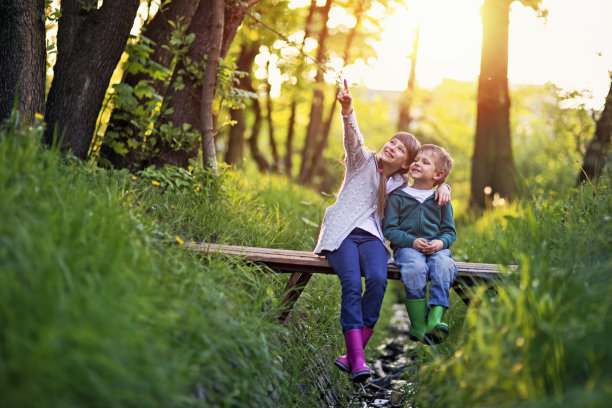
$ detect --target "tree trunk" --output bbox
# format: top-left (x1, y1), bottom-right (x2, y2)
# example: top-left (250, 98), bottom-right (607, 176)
top-left (285, 101), bottom-right (297, 177)
top-left (284, 0), bottom-right (317, 178)
top-left (470, 0), bottom-right (515, 209)
top-left (265, 61), bottom-right (280, 173)
top-left (153, 0), bottom-right (259, 169)
top-left (0, 0), bottom-right (46, 123)
top-left (43, 0), bottom-right (140, 159)
top-left (398, 24), bottom-right (420, 131)
top-left (298, 0), bottom-right (333, 184)
top-left (225, 42), bottom-right (259, 165)
top-left (578, 74), bottom-right (612, 184)
top-left (249, 98), bottom-right (269, 172)
top-left (99, 0), bottom-right (198, 170)
top-left (308, 0), bottom-right (366, 185)
top-left (200, 0), bottom-right (224, 173)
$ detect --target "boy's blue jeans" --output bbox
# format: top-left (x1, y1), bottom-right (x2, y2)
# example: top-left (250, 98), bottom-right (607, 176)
top-left (394, 247), bottom-right (457, 308)
top-left (324, 228), bottom-right (388, 333)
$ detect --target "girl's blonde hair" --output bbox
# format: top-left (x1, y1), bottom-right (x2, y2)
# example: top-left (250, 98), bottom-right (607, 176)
top-left (376, 132), bottom-right (420, 215)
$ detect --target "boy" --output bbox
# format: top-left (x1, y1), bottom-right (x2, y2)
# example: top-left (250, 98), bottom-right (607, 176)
top-left (383, 144), bottom-right (457, 345)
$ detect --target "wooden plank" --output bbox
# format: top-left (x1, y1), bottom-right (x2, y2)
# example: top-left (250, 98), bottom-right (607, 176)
top-left (187, 242), bottom-right (514, 318)
top-left (186, 242), bottom-right (512, 280)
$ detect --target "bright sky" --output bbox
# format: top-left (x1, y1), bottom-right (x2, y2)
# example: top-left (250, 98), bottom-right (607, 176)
top-left (339, 0), bottom-right (612, 109)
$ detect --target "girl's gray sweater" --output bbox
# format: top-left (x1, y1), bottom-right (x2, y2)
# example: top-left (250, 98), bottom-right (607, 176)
top-left (314, 110), bottom-right (407, 259)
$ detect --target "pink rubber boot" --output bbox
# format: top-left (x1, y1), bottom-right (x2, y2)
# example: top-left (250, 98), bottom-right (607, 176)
top-left (334, 325), bottom-right (373, 373)
top-left (344, 329), bottom-right (370, 383)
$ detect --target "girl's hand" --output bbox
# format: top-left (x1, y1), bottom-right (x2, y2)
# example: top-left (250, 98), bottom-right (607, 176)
top-left (434, 184), bottom-right (451, 207)
top-left (337, 80), bottom-right (353, 115)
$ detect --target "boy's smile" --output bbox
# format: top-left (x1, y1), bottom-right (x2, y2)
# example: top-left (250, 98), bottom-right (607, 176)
top-left (409, 151), bottom-right (442, 187)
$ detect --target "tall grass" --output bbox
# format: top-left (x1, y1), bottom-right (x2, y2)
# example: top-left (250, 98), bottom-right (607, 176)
top-left (408, 181), bottom-right (612, 407)
top-left (0, 114), bottom-right (367, 407)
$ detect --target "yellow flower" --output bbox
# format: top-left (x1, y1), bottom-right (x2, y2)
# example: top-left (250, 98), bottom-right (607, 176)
top-left (151, 180), bottom-right (161, 186)
top-left (131, 175), bottom-right (137, 181)
top-left (34, 113), bottom-right (44, 120)
top-left (175, 236), bottom-right (184, 245)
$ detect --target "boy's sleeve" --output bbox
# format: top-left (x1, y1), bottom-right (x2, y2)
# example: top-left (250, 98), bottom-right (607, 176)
top-left (383, 194), bottom-right (418, 249)
top-left (438, 201), bottom-right (456, 249)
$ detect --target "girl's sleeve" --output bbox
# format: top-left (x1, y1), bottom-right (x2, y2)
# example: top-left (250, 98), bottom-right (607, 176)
top-left (342, 110), bottom-right (368, 170)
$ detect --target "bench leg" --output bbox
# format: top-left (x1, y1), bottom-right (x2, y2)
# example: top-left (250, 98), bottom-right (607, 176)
top-left (279, 272), bottom-right (312, 322)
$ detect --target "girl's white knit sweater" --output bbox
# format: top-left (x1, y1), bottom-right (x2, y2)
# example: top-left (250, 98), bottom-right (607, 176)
top-left (314, 110), bottom-right (406, 259)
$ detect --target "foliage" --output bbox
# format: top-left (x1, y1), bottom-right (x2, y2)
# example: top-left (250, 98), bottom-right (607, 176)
top-left (0, 113), bottom-right (362, 407)
top-left (404, 178), bottom-right (612, 407)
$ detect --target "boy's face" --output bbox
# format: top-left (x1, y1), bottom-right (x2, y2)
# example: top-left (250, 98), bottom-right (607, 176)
top-left (379, 137), bottom-right (411, 171)
top-left (409, 151), bottom-right (444, 184)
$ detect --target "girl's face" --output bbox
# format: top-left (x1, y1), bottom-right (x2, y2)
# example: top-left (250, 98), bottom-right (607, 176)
top-left (379, 138), bottom-right (411, 172)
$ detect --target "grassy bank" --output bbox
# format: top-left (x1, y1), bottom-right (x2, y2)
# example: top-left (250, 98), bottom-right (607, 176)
top-left (0, 115), bottom-right (395, 407)
top-left (407, 179), bottom-right (612, 407)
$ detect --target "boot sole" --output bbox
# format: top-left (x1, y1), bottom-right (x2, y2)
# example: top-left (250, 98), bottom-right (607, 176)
top-left (350, 368), bottom-right (370, 383)
top-left (425, 325), bottom-right (449, 345)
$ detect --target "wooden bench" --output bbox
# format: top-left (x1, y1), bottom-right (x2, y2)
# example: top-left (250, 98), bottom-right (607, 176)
top-left (186, 242), bottom-right (515, 321)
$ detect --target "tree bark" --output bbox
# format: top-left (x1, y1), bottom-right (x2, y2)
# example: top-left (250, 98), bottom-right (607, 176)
top-left (578, 74), bottom-right (612, 184)
top-left (43, 0), bottom-right (140, 159)
top-left (153, 0), bottom-right (259, 169)
top-left (0, 0), bottom-right (46, 123)
top-left (100, 0), bottom-right (198, 170)
top-left (200, 0), bottom-right (224, 173)
top-left (470, 0), bottom-right (515, 208)
top-left (298, 0), bottom-right (333, 184)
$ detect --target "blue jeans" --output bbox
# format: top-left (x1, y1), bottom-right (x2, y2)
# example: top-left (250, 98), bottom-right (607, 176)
top-left (394, 247), bottom-right (457, 308)
top-left (324, 229), bottom-right (388, 333)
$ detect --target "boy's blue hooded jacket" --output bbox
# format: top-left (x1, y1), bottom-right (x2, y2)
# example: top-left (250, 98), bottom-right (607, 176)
top-left (383, 188), bottom-right (456, 253)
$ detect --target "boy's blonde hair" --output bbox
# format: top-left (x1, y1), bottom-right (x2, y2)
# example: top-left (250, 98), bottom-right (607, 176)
top-left (418, 144), bottom-right (454, 186)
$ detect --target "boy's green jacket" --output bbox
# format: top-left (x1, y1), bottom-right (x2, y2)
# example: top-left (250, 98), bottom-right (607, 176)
top-left (383, 188), bottom-right (456, 252)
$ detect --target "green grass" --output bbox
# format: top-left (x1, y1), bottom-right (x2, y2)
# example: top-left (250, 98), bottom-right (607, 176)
top-left (0, 114), bottom-right (367, 407)
top-left (404, 180), bottom-right (612, 407)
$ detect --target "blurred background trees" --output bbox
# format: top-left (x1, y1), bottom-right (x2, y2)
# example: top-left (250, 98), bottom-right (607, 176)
top-left (0, 0), bottom-right (610, 209)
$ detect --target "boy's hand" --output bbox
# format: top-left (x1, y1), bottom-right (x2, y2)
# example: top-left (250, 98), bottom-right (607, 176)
top-left (337, 80), bottom-right (353, 115)
top-left (422, 239), bottom-right (444, 255)
top-left (434, 184), bottom-right (451, 207)
top-left (413, 238), bottom-right (444, 254)
top-left (412, 238), bottom-right (428, 252)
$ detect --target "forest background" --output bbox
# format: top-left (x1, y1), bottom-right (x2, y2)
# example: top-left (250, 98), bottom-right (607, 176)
top-left (1, 0), bottom-right (611, 407)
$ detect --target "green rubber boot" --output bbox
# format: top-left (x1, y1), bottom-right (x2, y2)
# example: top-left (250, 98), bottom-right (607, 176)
top-left (425, 305), bottom-right (449, 345)
top-left (404, 299), bottom-right (427, 342)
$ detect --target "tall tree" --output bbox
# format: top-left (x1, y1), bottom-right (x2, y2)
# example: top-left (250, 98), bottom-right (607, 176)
top-left (397, 24), bottom-right (420, 131)
top-left (305, 0), bottom-right (368, 185)
top-left (100, 0), bottom-right (198, 170)
top-left (152, 0), bottom-right (260, 169)
top-left (298, 0), bottom-right (333, 184)
top-left (200, 0), bottom-right (224, 173)
top-left (43, 0), bottom-right (140, 159)
top-left (0, 0), bottom-right (46, 122)
top-left (225, 42), bottom-right (260, 165)
top-left (470, 0), bottom-right (544, 208)
top-left (578, 73), bottom-right (612, 184)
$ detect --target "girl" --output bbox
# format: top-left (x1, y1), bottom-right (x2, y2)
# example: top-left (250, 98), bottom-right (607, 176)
top-left (314, 83), bottom-right (450, 383)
